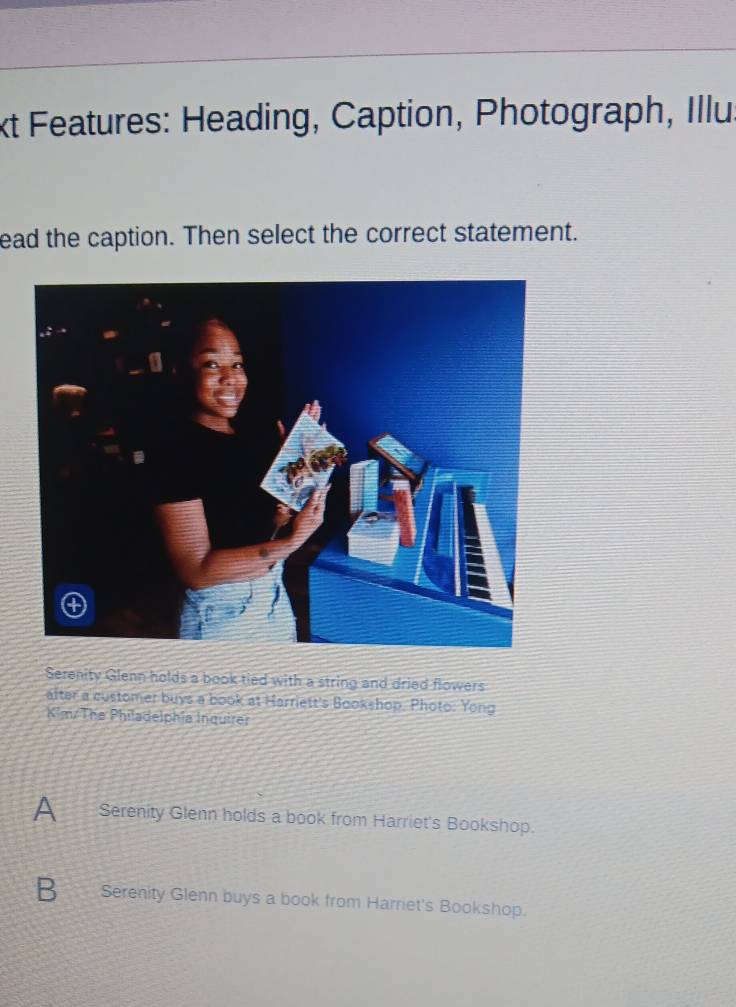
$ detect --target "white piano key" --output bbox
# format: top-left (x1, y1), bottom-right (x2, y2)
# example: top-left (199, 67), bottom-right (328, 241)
top-left (472, 504), bottom-right (513, 609)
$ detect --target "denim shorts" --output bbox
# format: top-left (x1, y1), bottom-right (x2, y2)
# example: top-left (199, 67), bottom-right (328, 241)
top-left (179, 563), bottom-right (296, 643)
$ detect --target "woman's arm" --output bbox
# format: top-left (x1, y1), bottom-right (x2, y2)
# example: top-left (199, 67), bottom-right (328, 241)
top-left (155, 488), bottom-right (328, 591)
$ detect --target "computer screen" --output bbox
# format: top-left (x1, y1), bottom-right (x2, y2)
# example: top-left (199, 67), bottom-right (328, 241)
top-left (1, 3), bottom-right (734, 1004)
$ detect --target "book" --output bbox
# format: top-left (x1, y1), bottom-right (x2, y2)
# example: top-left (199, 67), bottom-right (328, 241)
top-left (348, 510), bottom-right (400, 566)
top-left (349, 459), bottom-right (379, 515)
top-left (260, 412), bottom-right (347, 511)
top-left (391, 478), bottom-right (416, 547)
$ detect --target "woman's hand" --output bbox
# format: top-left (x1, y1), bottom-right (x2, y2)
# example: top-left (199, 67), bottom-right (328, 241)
top-left (303, 399), bottom-right (322, 424)
top-left (273, 502), bottom-right (293, 531)
top-left (289, 486), bottom-right (330, 550)
top-left (276, 401), bottom-right (322, 443)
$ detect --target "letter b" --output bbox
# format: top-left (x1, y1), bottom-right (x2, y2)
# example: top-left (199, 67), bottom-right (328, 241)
top-left (37, 877), bottom-right (57, 902)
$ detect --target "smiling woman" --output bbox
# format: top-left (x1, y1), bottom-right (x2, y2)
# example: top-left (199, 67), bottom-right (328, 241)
top-left (190, 321), bottom-right (248, 431)
top-left (149, 318), bottom-right (327, 643)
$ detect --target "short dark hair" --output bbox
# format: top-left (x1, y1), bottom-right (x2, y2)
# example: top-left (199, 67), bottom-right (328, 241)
top-left (173, 316), bottom-right (242, 372)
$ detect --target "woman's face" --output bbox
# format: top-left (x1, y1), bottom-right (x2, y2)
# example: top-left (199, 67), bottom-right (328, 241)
top-left (190, 322), bottom-right (247, 429)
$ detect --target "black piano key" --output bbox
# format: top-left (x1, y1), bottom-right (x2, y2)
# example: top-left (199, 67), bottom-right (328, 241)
top-left (460, 483), bottom-right (493, 603)
top-left (462, 499), bottom-right (479, 530)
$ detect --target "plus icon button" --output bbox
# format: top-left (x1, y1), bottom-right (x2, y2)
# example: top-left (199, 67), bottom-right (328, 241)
top-left (54, 584), bottom-right (95, 628)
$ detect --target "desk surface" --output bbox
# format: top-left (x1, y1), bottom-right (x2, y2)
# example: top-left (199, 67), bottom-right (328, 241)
top-left (312, 466), bottom-right (516, 611)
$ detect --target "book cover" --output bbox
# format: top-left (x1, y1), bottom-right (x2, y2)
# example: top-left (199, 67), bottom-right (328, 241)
top-left (260, 412), bottom-right (347, 510)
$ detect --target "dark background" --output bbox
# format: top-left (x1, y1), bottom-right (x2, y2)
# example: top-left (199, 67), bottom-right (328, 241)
top-left (36, 284), bottom-right (288, 638)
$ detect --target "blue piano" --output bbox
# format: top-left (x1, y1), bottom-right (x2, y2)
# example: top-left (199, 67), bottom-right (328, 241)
top-left (309, 465), bottom-right (514, 647)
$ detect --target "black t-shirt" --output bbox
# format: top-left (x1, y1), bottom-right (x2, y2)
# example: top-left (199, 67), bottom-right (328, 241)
top-left (149, 420), bottom-right (280, 549)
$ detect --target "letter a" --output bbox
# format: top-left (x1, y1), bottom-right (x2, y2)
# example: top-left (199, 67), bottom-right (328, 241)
top-left (33, 796), bottom-right (56, 822)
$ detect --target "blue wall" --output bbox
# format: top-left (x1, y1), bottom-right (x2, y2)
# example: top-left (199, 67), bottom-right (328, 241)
top-left (277, 281), bottom-right (525, 559)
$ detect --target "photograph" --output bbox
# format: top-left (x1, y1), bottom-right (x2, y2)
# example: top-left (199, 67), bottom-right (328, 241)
top-left (36, 280), bottom-right (525, 647)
